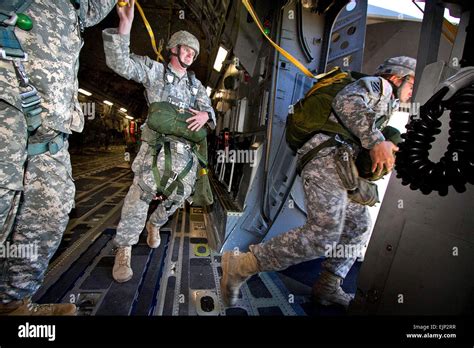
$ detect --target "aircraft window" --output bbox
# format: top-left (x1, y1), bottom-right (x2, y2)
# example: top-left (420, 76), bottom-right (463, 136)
top-left (332, 32), bottom-right (341, 43)
top-left (340, 41), bottom-right (349, 50)
top-left (347, 26), bottom-right (357, 36)
top-left (346, 0), bottom-right (357, 12)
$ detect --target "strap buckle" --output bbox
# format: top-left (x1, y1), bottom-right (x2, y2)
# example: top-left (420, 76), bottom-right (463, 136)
top-left (19, 84), bottom-right (38, 99)
top-left (1, 11), bottom-right (18, 26)
top-left (20, 85), bottom-right (42, 108)
top-left (13, 59), bottom-right (29, 86)
top-left (334, 134), bottom-right (351, 146)
top-left (170, 171), bottom-right (178, 181)
top-left (0, 48), bottom-right (28, 62)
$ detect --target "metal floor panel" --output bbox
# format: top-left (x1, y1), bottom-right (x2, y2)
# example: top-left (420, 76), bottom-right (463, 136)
top-left (35, 147), bottom-right (320, 316)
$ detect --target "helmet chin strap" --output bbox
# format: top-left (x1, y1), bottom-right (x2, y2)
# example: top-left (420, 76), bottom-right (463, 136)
top-left (387, 80), bottom-right (400, 99)
top-left (388, 76), bottom-right (410, 99)
top-left (397, 76), bottom-right (412, 99)
top-left (171, 45), bottom-right (190, 69)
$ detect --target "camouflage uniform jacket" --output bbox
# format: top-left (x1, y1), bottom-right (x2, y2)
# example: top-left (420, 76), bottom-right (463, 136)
top-left (0, 0), bottom-right (117, 191)
top-left (300, 76), bottom-right (397, 157)
top-left (0, 0), bottom-right (117, 134)
top-left (102, 28), bottom-right (216, 136)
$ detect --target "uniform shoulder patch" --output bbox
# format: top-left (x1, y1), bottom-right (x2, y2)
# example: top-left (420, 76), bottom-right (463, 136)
top-left (370, 80), bottom-right (381, 93)
top-left (359, 76), bottom-right (384, 97)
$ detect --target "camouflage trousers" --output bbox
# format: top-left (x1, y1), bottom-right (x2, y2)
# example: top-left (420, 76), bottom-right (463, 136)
top-left (0, 190), bottom-right (22, 246)
top-left (0, 113), bottom-right (75, 303)
top-left (0, 101), bottom-right (27, 245)
top-left (114, 141), bottom-right (198, 247)
top-left (251, 147), bottom-right (372, 279)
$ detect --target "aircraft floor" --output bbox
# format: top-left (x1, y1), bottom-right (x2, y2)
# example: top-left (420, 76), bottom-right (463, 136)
top-left (33, 146), bottom-right (357, 316)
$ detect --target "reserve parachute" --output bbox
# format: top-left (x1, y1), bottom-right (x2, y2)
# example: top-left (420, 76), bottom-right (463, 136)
top-left (145, 101), bottom-right (213, 206)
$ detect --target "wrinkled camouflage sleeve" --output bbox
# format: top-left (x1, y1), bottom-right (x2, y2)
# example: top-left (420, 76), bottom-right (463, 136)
top-left (102, 28), bottom-right (159, 88)
top-left (195, 81), bottom-right (216, 129)
top-left (332, 78), bottom-right (390, 149)
top-left (80, 0), bottom-right (117, 28)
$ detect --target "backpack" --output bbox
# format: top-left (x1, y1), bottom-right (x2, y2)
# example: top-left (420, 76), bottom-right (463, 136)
top-left (285, 67), bottom-right (365, 151)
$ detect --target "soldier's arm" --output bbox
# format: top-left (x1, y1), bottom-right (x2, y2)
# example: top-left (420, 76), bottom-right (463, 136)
top-left (332, 78), bottom-right (390, 149)
top-left (195, 82), bottom-right (216, 130)
top-left (102, 28), bottom-right (161, 88)
top-left (80, 1), bottom-right (117, 28)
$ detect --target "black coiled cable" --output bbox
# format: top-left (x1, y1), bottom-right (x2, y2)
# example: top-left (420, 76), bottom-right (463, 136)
top-left (395, 83), bottom-right (474, 196)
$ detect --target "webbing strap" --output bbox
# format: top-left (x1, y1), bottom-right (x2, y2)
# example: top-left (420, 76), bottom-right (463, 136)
top-left (160, 63), bottom-right (173, 102)
top-left (164, 155), bottom-right (193, 197)
top-left (151, 143), bottom-right (162, 192)
top-left (330, 107), bottom-right (361, 145)
top-left (152, 141), bottom-right (195, 200)
top-left (0, 0), bottom-right (34, 19)
top-left (242, 0), bottom-right (331, 80)
top-left (27, 133), bottom-right (67, 156)
top-left (192, 145), bottom-right (207, 168)
top-left (0, 27), bottom-right (25, 58)
top-left (297, 138), bottom-right (337, 174)
top-left (135, 0), bottom-right (164, 62)
top-left (0, 1), bottom-right (44, 133)
top-left (159, 142), bottom-right (173, 189)
top-left (320, 120), bottom-right (356, 142)
top-left (0, 0), bottom-right (34, 59)
top-left (187, 71), bottom-right (198, 108)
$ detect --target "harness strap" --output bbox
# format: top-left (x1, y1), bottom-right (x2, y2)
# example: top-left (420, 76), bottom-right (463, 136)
top-left (137, 176), bottom-right (156, 204)
top-left (0, 0), bottom-right (34, 59)
top-left (0, 0), bottom-right (44, 133)
top-left (159, 141), bottom-right (173, 189)
top-left (187, 71), bottom-right (198, 108)
top-left (296, 138), bottom-right (337, 174)
top-left (151, 140), bottom-right (195, 202)
top-left (27, 132), bottom-right (68, 156)
top-left (162, 134), bottom-right (207, 167)
top-left (159, 63), bottom-right (199, 109)
top-left (160, 63), bottom-right (173, 103)
top-left (163, 155), bottom-right (194, 197)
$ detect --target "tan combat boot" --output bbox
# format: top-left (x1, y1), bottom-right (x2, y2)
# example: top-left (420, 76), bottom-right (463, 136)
top-left (113, 246), bottom-right (133, 283)
top-left (146, 221), bottom-right (161, 248)
top-left (220, 251), bottom-right (260, 307)
top-left (312, 270), bottom-right (354, 309)
top-left (0, 298), bottom-right (76, 316)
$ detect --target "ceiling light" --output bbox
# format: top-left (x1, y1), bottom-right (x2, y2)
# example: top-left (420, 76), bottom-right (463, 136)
top-left (78, 88), bottom-right (92, 96)
top-left (104, 100), bottom-right (113, 106)
top-left (213, 46), bottom-right (229, 72)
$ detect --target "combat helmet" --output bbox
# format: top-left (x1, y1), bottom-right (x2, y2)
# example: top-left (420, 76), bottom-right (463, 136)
top-left (167, 30), bottom-right (200, 63)
top-left (375, 56), bottom-right (416, 78)
top-left (375, 56), bottom-right (416, 98)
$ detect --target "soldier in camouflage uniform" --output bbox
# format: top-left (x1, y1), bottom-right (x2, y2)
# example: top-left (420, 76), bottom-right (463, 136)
top-left (102, 0), bottom-right (215, 283)
top-left (0, 0), bottom-right (117, 315)
top-left (221, 56), bottom-right (416, 308)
